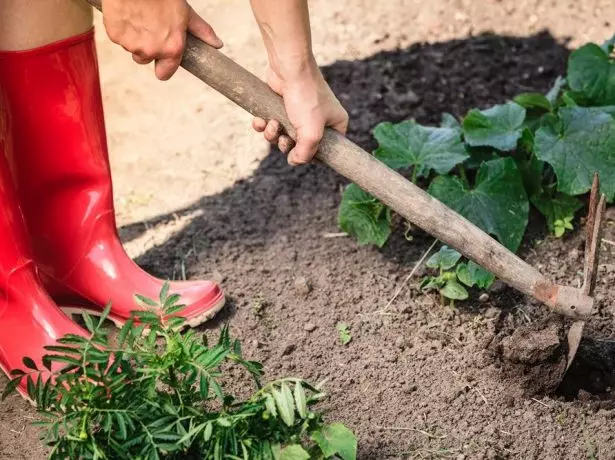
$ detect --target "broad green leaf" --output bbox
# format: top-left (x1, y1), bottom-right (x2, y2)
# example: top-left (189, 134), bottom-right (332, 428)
top-left (440, 280), bottom-right (469, 300)
top-left (278, 445), bottom-right (310, 460)
top-left (546, 76), bottom-right (566, 105)
top-left (462, 102), bottom-right (526, 151)
top-left (426, 246), bottom-right (461, 270)
top-left (441, 113), bottom-right (461, 129)
top-left (265, 393), bottom-right (278, 418)
top-left (464, 147), bottom-right (498, 170)
top-left (466, 261), bottom-right (495, 289)
top-left (311, 423), bottom-right (357, 460)
top-left (515, 154), bottom-right (543, 198)
top-left (531, 191), bottom-right (583, 236)
top-left (534, 107), bottom-right (615, 200)
top-left (456, 263), bottom-right (472, 287)
top-left (373, 121), bottom-right (468, 175)
top-left (568, 43), bottom-right (615, 105)
top-left (514, 93), bottom-right (551, 111)
top-left (338, 184), bottom-right (391, 247)
top-left (428, 157), bottom-right (529, 251)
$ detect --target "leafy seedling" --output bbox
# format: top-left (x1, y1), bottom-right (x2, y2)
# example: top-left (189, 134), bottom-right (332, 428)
top-left (421, 246), bottom-right (495, 307)
top-left (336, 323), bottom-right (352, 346)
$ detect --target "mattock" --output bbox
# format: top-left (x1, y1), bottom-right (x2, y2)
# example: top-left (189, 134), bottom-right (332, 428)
top-left (84, 0), bottom-right (600, 368)
top-left (566, 174), bottom-right (607, 371)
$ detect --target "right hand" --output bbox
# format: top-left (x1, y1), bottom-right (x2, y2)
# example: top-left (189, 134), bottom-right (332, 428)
top-left (102, 0), bottom-right (223, 81)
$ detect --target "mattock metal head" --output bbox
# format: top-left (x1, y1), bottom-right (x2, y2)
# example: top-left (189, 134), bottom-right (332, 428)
top-left (566, 173), bottom-right (607, 371)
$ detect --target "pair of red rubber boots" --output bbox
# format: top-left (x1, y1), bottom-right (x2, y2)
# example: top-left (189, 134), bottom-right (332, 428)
top-left (0, 30), bottom-right (225, 398)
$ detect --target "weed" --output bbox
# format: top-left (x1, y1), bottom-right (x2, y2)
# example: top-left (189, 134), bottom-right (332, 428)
top-left (2, 285), bottom-right (356, 460)
top-left (336, 323), bottom-right (352, 346)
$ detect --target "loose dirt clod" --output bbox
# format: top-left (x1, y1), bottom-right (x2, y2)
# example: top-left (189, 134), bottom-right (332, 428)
top-left (489, 319), bottom-right (568, 395)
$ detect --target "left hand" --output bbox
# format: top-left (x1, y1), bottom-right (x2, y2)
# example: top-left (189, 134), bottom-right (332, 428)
top-left (252, 58), bottom-right (348, 165)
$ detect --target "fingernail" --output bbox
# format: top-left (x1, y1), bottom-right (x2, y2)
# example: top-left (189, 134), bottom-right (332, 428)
top-left (214, 36), bottom-right (224, 48)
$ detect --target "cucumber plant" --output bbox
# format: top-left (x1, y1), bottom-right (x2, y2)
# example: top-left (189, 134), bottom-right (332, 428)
top-left (420, 246), bottom-right (495, 306)
top-left (2, 286), bottom-right (357, 460)
top-left (338, 35), bottom-right (615, 253)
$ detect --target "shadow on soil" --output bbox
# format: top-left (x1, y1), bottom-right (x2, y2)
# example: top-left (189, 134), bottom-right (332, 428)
top-left (119, 31), bottom-right (615, 408)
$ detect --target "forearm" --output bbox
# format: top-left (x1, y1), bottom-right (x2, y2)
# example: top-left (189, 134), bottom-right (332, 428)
top-left (249, 0), bottom-right (315, 78)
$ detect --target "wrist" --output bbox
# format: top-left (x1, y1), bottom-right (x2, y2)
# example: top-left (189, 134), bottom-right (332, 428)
top-left (269, 53), bottom-right (323, 90)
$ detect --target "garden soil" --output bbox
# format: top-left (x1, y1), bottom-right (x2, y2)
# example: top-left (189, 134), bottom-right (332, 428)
top-left (2, 0), bottom-right (615, 458)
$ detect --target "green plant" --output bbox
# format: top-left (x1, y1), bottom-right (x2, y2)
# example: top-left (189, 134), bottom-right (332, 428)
top-left (420, 246), bottom-right (495, 306)
top-left (338, 35), bottom-right (615, 252)
top-left (2, 286), bottom-right (356, 460)
top-left (335, 323), bottom-right (352, 346)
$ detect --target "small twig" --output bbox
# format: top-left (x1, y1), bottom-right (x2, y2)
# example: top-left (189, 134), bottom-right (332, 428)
top-left (379, 239), bottom-right (438, 313)
top-left (532, 397), bottom-right (551, 408)
top-left (322, 232), bottom-right (348, 238)
top-left (602, 238), bottom-right (615, 247)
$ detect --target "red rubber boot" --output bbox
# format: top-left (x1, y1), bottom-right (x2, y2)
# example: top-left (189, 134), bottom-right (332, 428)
top-left (0, 30), bottom-right (225, 328)
top-left (0, 141), bottom-right (87, 399)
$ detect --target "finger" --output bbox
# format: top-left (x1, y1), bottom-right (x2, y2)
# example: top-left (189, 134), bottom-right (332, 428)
top-left (252, 118), bottom-right (267, 132)
top-left (278, 135), bottom-right (294, 154)
top-left (263, 120), bottom-right (281, 143)
top-left (288, 124), bottom-right (324, 165)
top-left (132, 53), bottom-right (154, 65)
top-left (155, 56), bottom-right (182, 81)
top-left (187, 6), bottom-right (223, 48)
top-left (331, 111), bottom-right (349, 135)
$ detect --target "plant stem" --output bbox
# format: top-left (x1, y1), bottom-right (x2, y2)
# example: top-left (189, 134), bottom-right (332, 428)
top-left (411, 166), bottom-right (418, 184)
top-left (458, 164), bottom-right (469, 187)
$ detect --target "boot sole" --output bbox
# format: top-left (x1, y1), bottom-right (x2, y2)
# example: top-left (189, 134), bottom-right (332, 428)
top-left (60, 293), bottom-right (226, 330)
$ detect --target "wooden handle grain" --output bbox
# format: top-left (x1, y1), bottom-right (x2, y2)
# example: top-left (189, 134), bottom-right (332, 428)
top-left (86, 0), bottom-right (593, 318)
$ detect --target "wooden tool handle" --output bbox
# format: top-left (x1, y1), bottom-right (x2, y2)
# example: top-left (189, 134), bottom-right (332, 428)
top-left (86, 0), bottom-right (592, 318)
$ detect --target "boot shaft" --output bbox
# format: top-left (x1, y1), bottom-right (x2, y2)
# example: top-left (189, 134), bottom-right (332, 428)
top-left (0, 29), bottom-right (115, 278)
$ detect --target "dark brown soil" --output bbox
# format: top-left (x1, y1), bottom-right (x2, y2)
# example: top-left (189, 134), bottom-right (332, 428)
top-left (3, 1), bottom-right (615, 459)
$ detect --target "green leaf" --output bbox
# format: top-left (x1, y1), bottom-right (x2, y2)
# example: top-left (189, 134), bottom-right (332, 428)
top-left (134, 294), bottom-right (159, 308)
top-left (456, 263), bottom-right (473, 287)
top-left (272, 386), bottom-right (294, 427)
top-left (441, 113), bottom-right (461, 129)
top-left (338, 184), bottom-right (391, 247)
top-left (440, 279), bottom-right (469, 300)
top-left (546, 76), bottom-right (566, 105)
top-left (426, 246), bottom-right (461, 270)
top-left (373, 121), bottom-right (468, 175)
top-left (264, 394), bottom-right (278, 418)
top-left (515, 154), bottom-right (543, 198)
top-left (22, 357), bottom-right (37, 370)
top-left (2, 377), bottom-right (22, 400)
top-left (534, 107), bottom-right (615, 199)
top-left (531, 191), bottom-right (583, 236)
top-left (466, 261), bottom-right (495, 289)
top-left (420, 276), bottom-right (443, 291)
top-left (311, 423), bottom-right (357, 460)
top-left (336, 323), bottom-right (352, 346)
top-left (568, 43), bottom-right (615, 105)
top-left (462, 102), bottom-right (526, 151)
top-left (293, 382), bottom-right (308, 419)
top-left (203, 422), bottom-right (213, 442)
top-left (278, 445), bottom-right (310, 460)
top-left (463, 147), bottom-right (498, 170)
top-left (429, 157), bottom-right (529, 251)
top-left (514, 93), bottom-right (552, 112)
top-left (159, 282), bottom-right (170, 304)
top-left (601, 34), bottom-right (615, 54)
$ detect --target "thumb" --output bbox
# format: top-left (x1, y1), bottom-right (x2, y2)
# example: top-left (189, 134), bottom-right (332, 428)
top-left (187, 6), bottom-right (223, 48)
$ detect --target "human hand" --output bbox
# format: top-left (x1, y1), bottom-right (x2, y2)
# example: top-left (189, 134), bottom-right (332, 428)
top-left (102, 0), bottom-right (223, 80)
top-left (252, 57), bottom-right (348, 165)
